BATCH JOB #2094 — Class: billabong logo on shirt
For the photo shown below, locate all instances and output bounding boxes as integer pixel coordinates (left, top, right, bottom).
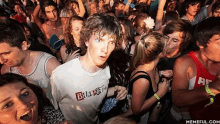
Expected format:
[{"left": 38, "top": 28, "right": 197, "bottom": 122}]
[{"left": 75, "top": 85, "right": 108, "bottom": 101}]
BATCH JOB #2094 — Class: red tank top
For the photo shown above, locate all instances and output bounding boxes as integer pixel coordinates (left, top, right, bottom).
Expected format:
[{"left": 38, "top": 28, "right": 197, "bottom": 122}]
[{"left": 188, "top": 51, "right": 220, "bottom": 119}]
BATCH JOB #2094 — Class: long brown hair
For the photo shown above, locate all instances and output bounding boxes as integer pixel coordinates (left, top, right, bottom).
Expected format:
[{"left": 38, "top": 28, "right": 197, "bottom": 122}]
[{"left": 64, "top": 15, "right": 84, "bottom": 54}]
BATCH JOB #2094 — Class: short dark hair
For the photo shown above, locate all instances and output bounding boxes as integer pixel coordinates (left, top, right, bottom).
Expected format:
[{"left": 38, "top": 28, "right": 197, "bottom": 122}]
[
  {"left": 40, "top": 0, "right": 57, "bottom": 13},
  {"left": 163, "top": 11, "right": 179, "bottom": 24},
  {"left": 0, "top": 73, "right": 51, "bottom": 119},
  {"left": 194, "top": 17, "right": 220, "bottom": 47},
  {"left": 0, "top": 17, "right": 26, "bottom": 49},
  {"left": 112, "top": 1, "right": 124, "bottom": 12},
  {"left": 212, "top": 0, "right": 220, "bottom": 13},
  {"left": 80, "top": 14, "right": 122, "bottom": 50},
  {"left": 185, "top": 0, "right": 201, "bottom": 10},
  {"left": 163, "top": 19, "right": 192, "bottom": 53}
]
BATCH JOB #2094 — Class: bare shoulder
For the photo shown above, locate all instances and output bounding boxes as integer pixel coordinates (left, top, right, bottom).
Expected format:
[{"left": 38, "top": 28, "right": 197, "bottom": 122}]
[
  {"left": 174, "top": 53, "right": 194, "bottom": 69},
  {"left": 1, "top": 64, "right": 10, "bottom": 74}
]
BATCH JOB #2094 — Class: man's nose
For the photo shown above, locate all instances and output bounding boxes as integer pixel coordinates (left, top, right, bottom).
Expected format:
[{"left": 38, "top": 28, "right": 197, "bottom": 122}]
[
  {"left": 102, "top": 43, "right": 108, "bottom": 54},
  {"left": 0, "top": 56, "right": 6, "bottom": 64}
]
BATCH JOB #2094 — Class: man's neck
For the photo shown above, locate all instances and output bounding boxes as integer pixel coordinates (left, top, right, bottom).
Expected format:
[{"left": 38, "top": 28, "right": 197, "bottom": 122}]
[
  {"left": 196, "top": 50, "right": 217, "bottom": 68},
  {"left": 17, "top": 51, "right": 32, "bottom": 69},
  {"left": 79, "top": 54, "right": 105, "bottom": 73},
  {"left": 49, "top": 19, "right": 61, "bottom": 28},
  {"left": 185, "top": 13, "right": 195, "bottom": 21}
]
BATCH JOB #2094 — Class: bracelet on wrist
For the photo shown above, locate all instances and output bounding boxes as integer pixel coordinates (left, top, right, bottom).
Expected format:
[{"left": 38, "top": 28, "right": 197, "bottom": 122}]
[
  {"left": 205, "top": 84, "right": 215, "bottom": 107},
  {"left": 154, "top": 93, "right": 161, "bottom": 108}
]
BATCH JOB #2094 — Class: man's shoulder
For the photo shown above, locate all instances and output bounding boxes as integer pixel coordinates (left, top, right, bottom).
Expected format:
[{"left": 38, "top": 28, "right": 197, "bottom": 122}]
[
  {"left": 53, "top": 58, "right": 79, "bottom": 74},
  {"left": 175, "top": 52, "right": 195, "bottom": 68}
]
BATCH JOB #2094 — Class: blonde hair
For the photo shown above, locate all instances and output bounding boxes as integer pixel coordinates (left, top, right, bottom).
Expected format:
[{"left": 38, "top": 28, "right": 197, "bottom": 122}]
[{"left": 129, "top": 32, "right": 166, "bottom": 71}]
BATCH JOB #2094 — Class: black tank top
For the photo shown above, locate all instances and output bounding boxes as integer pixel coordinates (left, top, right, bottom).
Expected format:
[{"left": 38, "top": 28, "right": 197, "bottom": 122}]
[{"left": 128, "top": 71, "right": 157, "bottom": 122}]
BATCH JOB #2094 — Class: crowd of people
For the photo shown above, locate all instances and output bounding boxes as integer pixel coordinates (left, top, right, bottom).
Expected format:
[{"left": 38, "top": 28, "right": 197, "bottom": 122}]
[{"left": 0, "top": 0, "right": 220, "bottom": 123}]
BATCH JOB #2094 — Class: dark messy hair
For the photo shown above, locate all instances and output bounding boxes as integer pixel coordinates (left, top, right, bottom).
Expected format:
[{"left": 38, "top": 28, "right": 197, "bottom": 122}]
[
  {"left": 163, "top": 19, "right": 192, "bottom": 53},
  {"left": 40, "top": 0, "right": 57, "bottom": 14},
  {"left": 80, "top": 13, "right": 123, "bottom": 50},
  {"left": 185, "top": 0, "right": 201, "bottom": 10},
  {"left": 0, "top": 73, "right": 51, "bottom": 120},
  {"left": 212, "top": 0, "right": 220, "bottom": 14},
  {"left": 194, "top": 17, "right": 220, "bottom": 47},
  {"left": 0, "top": 17, "right": 27, "bottom": 49}
]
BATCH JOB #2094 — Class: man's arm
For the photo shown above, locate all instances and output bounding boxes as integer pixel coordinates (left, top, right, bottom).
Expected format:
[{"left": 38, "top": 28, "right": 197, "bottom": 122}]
[
  {"left": 32, "top": 3, "right": 44, "bottom": 33},
  {"left": 77, "top": 0, "right": 86, "bottom": 17},
  {"left": 46, "top": 57, "right": 61, "bottom": 77},
  {"left": 207, "top": 0, "right": 217, "bottom": 16},
  {"left": 47, "top": 71, "right": 62, "bottom": 109},
  {"left": 172, "top": 56, "right": 220, "bottom": 107},
  {"left": 155, "top": 0, "right": 166, "bottom": 31}
]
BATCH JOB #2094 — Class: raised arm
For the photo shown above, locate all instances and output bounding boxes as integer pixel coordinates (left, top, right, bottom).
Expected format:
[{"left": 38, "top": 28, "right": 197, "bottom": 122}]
[
  {"left": 105, "top": 0, "right": 110, "bottom": 5},
  {"left": 172, "top": 56, "right": 220, "bottom": 107},
  {"left": 207, "top": 0, "right": 217, "bottom": 16},
  {"left": 155, "top": 0, "right": 166, "bottom": 31},
  {"left": 123, "top": 0, "right": 132, "bottom": 15},
  {"left": 77, "top": 0, "right": 86, "bottom": 17},
  {"left": 33, "top": 3, "right": 43, "bottom": 32}
]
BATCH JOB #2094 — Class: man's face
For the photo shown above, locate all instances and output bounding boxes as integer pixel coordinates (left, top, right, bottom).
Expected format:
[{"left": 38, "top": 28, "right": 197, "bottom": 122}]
[
  {"left": 44, "top": 6, "right": 58, "bottom": 22},
  {"left": 202, "top": 34, "right": 220, "bottom": 62},
  {"left": 90, "top": 3, "right": 98, "bottom": 14},
  {"left": 85, "top": 32, "right": 116, "bottom": 67},
  {"left": 186, "top": 3, "right": 201, "bottom": 17},
  {"left": 0, "top": 42, "right": 26, "bottom": 67},
  {"left": 115, "top": 3, "right": 125, "bottom": 11},
  {"left": 165, "top": 31, "right": 184, "bottom": 58},
  {"left": 167, "top": 0, "right": 177, "bottom": 11},
  {"left": 14, "top": 5, "right": 23, "bottom": 14},
  {"left": 213, "top": 8, "right": 220, "bottom": 17}
]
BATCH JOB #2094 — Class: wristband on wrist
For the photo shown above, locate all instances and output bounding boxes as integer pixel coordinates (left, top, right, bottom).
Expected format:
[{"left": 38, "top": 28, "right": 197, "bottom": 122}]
[
  {"left": 154, "top": 93, "right": 160, "bottom": 100},
  {"left": 154, "top": 93, "right": 161, "bottom": 108},
  {"left": 205, "top": 84, "right": 215, "bottom": 107}
]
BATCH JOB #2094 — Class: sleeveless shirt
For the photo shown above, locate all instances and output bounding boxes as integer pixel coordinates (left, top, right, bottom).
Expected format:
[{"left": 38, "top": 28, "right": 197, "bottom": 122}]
[
  {"left": 10, "top": 52, "right": 54, "bottom": 89},
  {"left": 128, "top": 71, "right": 157, "bottom": 122},
  {"left": 188, "top": 51, "right": 220, "bottom": 119}
]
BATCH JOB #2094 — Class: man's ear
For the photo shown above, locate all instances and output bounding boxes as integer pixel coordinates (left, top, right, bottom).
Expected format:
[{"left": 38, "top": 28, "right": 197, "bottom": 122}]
[
  {"left": 21, "top": 41, "right": 29, "bottom": 50},
  {"left": 196, "top": 41, "right": 204, "bottom": 49}
]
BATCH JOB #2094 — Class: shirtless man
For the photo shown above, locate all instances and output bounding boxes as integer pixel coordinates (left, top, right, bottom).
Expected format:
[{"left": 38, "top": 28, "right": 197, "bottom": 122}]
[
  {"left": 172, "top": 17, "right": 220, "bottom": 119},
  {"left": 33, "top": 0, "right": 63, "bottom": 47},
  {"left": 0, "top": 17, "right": 60, "bottom": 93}
]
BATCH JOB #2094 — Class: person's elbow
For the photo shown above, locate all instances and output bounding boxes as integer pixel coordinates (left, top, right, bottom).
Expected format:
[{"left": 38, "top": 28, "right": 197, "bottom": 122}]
[
  {"left": 131, "top": 106, "right": 142, "bottom": 115},
  {"left": 172, "top": 91, "right": 186, "bottom": 107}
]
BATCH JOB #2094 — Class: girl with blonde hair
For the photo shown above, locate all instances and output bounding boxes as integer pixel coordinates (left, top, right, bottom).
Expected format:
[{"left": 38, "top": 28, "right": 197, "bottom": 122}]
[{"left": 128, "top": 32, "right": 169, "bottom": 123}]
